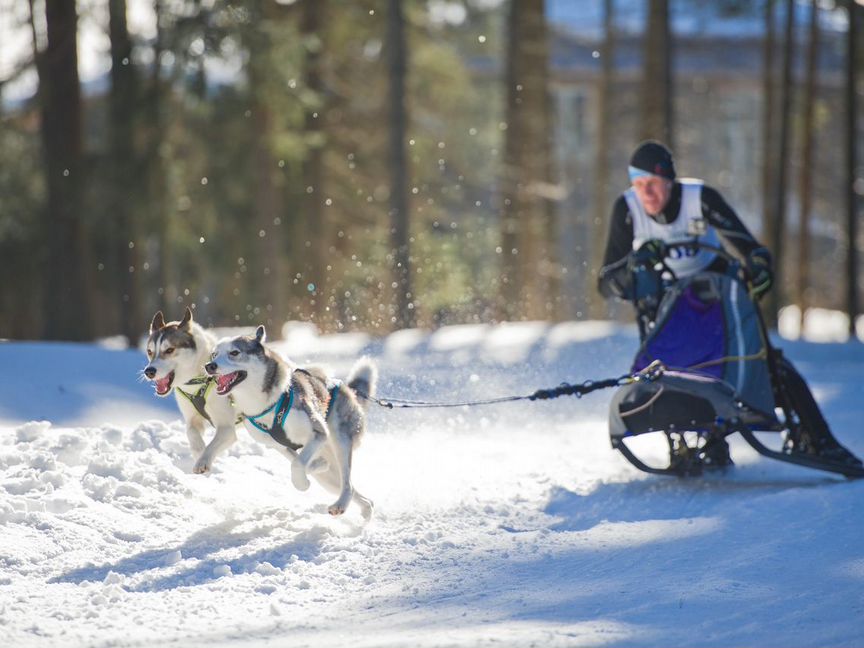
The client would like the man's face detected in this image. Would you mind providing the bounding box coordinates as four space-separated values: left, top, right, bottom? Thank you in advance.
632 175 672 216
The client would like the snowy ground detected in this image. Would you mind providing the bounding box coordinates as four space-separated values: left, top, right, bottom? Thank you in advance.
1 321 863 647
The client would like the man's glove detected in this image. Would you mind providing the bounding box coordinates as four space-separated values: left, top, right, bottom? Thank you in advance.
746 247 773 299
629 239 666 271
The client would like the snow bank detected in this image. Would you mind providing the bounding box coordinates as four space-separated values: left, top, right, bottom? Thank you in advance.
1 323 863 647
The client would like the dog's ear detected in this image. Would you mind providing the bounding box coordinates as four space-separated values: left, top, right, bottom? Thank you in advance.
179 307 193 329
150 311 165 333
255 325 266 345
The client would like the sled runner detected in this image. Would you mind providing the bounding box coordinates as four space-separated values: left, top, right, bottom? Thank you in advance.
609 242 864 479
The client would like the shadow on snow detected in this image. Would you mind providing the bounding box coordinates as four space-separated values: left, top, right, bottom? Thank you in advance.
51 517 330 592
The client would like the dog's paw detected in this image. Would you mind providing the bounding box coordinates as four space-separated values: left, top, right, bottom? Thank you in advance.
329 491 352 517
291 463 310 491
360 500 374 521
192 457 211 474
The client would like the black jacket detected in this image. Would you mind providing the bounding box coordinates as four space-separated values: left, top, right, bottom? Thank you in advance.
597 182 765 301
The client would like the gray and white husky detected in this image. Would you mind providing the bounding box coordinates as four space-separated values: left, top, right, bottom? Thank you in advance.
143 308 239 474
205 325 375 519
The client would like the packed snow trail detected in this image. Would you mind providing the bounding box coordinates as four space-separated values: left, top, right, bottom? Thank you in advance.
1 322 863 647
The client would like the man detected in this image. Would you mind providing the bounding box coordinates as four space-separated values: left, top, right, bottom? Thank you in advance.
598 140 772 326
598 140 861 468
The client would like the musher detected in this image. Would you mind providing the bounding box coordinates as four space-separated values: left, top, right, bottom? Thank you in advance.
597 140 861 469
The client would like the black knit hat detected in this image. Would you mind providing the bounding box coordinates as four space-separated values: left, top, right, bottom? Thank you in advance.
628 140 676 181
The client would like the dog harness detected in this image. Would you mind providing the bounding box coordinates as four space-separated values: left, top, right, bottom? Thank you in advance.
178 376 245 426
176 376 215 424
244 371 342 451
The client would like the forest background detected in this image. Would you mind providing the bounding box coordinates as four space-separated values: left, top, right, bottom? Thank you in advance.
0 0 862 343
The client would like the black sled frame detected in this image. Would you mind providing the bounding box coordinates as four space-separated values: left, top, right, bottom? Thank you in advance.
613 414 864 480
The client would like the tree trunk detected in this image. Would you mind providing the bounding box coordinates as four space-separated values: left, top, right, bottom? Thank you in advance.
795 0 819 333
301 0 329 328
108 0 140 346
766 0 795 327
761 0 777 278
846 0 860 338
386 0 415 329
190 0 207 100
147 0 172 315
500 0 556 321
248 4 285 326
38 0 92 340
590 0 615 319
640 0 672 144
499 0 521 320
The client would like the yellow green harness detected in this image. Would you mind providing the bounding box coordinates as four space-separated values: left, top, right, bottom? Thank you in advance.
176 376 243 425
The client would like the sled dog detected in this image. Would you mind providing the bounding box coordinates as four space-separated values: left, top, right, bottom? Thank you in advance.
143 308 239 473
205 325 375 519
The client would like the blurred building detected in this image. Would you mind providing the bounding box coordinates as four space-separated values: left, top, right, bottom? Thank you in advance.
546 3 851 317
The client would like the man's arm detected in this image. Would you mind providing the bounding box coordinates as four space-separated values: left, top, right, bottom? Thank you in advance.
702 185 774 297
701 186 763 259
597 195 635 300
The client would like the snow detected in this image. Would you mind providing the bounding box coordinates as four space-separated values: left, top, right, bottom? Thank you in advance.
779 305 864 344
1 321 863 647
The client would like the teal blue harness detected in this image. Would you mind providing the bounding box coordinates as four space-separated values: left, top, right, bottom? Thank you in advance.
244 373 341 451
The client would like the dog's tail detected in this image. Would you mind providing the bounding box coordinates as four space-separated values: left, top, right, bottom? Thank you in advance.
347 357 377 410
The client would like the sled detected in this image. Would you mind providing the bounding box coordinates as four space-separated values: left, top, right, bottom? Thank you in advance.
609 243 864 479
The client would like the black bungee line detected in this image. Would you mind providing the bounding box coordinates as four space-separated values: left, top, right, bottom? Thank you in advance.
355 360 666 410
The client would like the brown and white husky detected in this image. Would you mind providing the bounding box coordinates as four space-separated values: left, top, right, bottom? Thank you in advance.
143 308 239 474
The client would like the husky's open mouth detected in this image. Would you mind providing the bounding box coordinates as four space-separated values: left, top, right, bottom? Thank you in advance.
154 371 175 396
215 371 247 395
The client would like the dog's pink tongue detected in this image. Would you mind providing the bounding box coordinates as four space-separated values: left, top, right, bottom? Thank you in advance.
155 375 171 393
217 373 235 391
